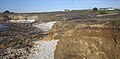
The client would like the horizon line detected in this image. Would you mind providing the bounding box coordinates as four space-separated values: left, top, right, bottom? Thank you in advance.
0 7 120 13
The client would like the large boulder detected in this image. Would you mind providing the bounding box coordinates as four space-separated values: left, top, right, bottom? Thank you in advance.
55 25 120 59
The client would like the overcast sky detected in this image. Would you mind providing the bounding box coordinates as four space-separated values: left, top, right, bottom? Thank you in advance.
0 0 120 12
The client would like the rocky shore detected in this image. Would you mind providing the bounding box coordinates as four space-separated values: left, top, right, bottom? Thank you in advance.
0 21 59 59
0 22 43 59
0 21 120 59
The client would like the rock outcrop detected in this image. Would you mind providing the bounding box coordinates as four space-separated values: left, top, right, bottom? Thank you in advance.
54 22 120 59
48 21 78 40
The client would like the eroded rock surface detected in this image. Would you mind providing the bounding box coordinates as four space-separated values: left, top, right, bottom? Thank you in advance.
55 25 120 59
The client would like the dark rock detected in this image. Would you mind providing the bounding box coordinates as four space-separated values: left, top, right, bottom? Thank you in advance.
0 22 44 59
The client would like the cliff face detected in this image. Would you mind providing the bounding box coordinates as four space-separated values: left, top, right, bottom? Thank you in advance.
53 22 120 59
48 21 78 40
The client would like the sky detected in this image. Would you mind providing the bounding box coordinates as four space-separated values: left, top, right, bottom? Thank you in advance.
0 0 120 12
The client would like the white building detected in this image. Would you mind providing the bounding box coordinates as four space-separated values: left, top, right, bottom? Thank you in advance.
99 7 114 10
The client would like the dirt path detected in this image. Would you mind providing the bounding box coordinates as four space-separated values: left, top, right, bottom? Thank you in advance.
28 40 59 59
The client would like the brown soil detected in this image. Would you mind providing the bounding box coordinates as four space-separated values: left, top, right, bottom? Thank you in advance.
54 23 120 59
